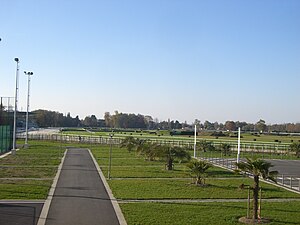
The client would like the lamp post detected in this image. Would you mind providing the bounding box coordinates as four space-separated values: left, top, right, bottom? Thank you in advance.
108 133 113 180
24 71 33 147
12 58 20 155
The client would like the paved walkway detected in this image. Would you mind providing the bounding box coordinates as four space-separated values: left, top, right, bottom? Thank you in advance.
44 148 120 225
0 201 43 225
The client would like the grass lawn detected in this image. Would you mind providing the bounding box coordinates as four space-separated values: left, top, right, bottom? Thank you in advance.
1 140 298 224
0 140 64 200
100 164 243 179
0 179 52 199
0 166 57 178
108 178 300 200
91 146 242 178
120 201 300 225
90 144 300 224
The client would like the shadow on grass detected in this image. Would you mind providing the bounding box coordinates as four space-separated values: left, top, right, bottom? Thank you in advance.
208 170 240 177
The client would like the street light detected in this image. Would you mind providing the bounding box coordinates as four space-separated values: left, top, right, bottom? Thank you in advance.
24 71 33 147
12 58 20 155
108 133 113 179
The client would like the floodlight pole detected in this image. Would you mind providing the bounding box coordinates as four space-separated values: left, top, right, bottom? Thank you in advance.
12 58 20 155
193 124 197 158
24 71 33 147
237 127 241 163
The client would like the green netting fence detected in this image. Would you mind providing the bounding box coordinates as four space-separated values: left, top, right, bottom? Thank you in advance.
0 125 13 154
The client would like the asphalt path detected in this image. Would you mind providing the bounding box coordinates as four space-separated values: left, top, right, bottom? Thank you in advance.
0 202 43 225
45 148 119 225
266 159 300 176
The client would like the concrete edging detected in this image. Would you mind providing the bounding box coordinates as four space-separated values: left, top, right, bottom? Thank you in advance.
88 148 127 225
0 149 20 159
37 149 67 225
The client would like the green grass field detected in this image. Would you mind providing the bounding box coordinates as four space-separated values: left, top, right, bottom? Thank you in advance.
120 201 300 225
0 140 64 199
108 178 300 200
0 179 53 199
1 140 299 224
90 144 300 224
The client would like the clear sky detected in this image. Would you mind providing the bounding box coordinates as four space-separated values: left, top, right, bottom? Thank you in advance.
1 0 299 124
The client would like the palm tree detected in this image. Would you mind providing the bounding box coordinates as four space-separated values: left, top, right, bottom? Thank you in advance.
187 159 212 185
136 140 158 161
219 143 231 156
120 136 138 152
153 145 191 170
236 158 278 221
290 142 300 158
197 140 215 152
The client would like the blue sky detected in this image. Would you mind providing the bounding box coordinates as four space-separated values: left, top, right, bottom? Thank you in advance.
1 0 299 124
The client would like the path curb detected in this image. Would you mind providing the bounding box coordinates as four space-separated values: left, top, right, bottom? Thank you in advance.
37 149 67 225
88 149 127 225
0 149 20 158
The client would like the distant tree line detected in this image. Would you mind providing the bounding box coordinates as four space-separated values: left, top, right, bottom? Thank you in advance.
28 109 300 133
33 110 81 127
196 119 300 133
104 111 147 128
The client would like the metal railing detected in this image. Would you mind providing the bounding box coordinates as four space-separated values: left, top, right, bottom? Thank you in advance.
200 157 300 193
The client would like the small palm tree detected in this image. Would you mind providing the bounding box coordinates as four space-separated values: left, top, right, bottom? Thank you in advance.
153 145 191 170
219 143 231 156
187 159 212 186
236 158 278 221
197 140 215 152
120 136 138 152
136 140 158 161
290 142 300 158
